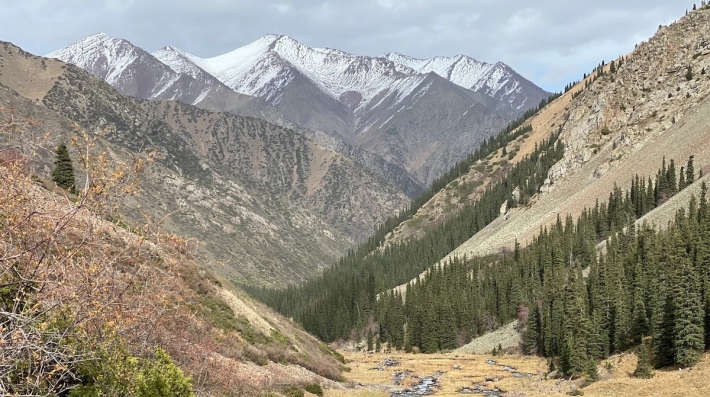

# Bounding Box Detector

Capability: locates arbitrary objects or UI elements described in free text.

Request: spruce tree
[630,263,650,344]
[673,258,704,368]
[686,156,695,185]
[366,329,374,352]
[679,168,686,191]
[421,303,439,353]
[560,280,590,377]
[403,325,413,353]
[633,338,655,378]
[524,305,541,355]
[51,143,76,194]
[439,302,458,351]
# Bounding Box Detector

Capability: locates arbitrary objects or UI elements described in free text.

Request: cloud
[0,0,692,91]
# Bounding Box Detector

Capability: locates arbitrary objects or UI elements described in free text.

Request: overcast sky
[0,1,692,91]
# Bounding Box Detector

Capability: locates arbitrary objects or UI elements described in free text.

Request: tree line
[245,127,564,342]
[374,156,705,379]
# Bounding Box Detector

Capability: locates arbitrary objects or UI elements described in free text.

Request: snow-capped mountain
[386,52,549,114]
[47,33,200,102]
[49,33,547,185]
[155,35,428,113]
[46,33,286,124]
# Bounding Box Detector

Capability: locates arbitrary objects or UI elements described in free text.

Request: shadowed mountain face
[1,41,409,286]
[49,33,549,187]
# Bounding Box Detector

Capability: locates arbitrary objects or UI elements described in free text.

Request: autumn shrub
[0,109,193,395]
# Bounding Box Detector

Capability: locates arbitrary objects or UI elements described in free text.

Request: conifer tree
[587,310,609,359]
[653,291,676,367]
[686,156,695,185]
[439,302,458,351]
[524,305,541,355]
[633,338,655,378]
[630,262,650,344]
[367,329,374,352]
[421,303,439,353]
[403,325,413,353]
[560,279,590,377]
[51,143,76,194]
[673,258,704,368]
[668,159,678,195]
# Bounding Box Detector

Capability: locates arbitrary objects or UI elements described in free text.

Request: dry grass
[0,41,66,100]
[332,352,710,397]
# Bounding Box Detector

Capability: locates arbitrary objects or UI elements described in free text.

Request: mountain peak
[46,32,135,59]
[261,33,286,41]
[86,32,112,41]
[69,32,115,45]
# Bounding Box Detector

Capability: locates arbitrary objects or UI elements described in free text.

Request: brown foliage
[0,106,342,395]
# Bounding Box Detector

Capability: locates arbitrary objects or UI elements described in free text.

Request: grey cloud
[0,0,693,91]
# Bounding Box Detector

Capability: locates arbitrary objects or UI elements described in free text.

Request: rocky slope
[450,7,710,259]
[1,40,410,286]
[390,7,710,283]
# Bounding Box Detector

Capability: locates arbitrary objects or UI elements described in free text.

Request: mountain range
[48,33,549,186]
[0,40,410,287]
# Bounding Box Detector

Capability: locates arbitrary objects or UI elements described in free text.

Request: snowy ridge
[386,52,516,99]
[154,35,429,111]
[46,33,238,106]
[47,32,545,187]
[50,33,545,113]
[47,33,140,86]
[149,34,545,115]
[152,45,210,80]
[47,33,187,101]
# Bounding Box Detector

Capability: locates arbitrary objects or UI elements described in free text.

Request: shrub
[305,383,324,396]
[70,346,194,397]
[283,386,304,397]
[135,348,194,397]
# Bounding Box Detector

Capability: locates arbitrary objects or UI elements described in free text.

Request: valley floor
[327,352,710,397]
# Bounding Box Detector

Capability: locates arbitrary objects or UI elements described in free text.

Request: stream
[391,371,443,397]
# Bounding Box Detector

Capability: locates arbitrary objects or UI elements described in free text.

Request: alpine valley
[3,4,710,397]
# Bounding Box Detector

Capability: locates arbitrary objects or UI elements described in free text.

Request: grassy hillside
[0,107,347,395]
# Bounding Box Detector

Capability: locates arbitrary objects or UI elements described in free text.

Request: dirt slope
[454,321,522,355]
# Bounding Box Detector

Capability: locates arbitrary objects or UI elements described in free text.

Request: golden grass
[330,352,710,397]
